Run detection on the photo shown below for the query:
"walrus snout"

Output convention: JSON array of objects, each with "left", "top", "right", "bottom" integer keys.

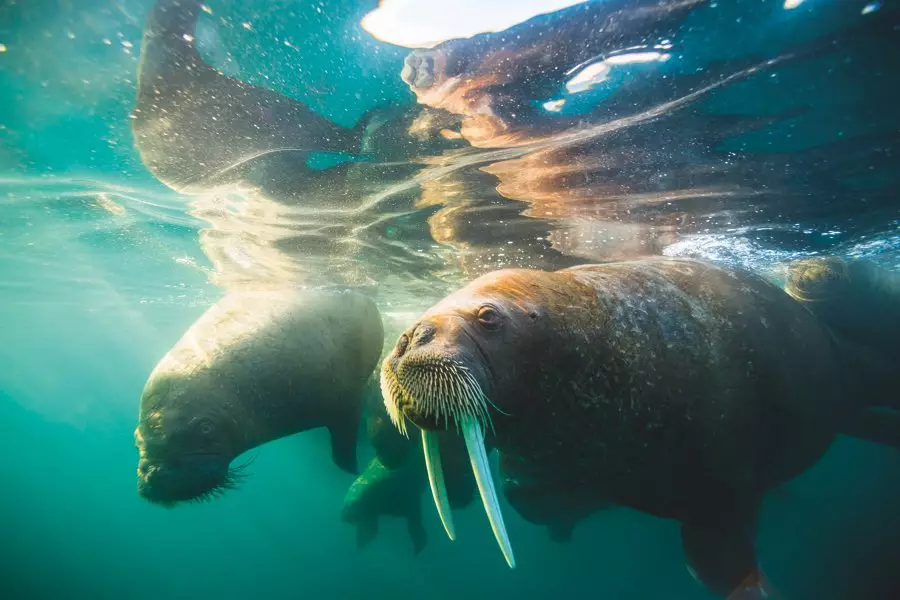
[
  {"left": 382, "top": 315, "right": 491, "bottom": 434},
  {"left": 136, "top": 452, "right": 231, "bottom": 505}
]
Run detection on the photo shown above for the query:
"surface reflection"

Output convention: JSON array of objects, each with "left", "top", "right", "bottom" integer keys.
[{"left": 127, "top": 0, "right": 899, "bottom": 311}]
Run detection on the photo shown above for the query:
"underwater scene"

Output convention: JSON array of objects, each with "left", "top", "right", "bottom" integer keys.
[{"left": 2, "top": 0, "right": 900, "bottom": 598}]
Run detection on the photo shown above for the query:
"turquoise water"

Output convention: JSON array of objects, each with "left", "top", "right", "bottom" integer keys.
[{"left": 2, "top": 0, "right": 900, "bottom": 598}]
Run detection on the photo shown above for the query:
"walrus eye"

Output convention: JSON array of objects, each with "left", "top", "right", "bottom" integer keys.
[
  {"left": 198, "top": 419, "right": 215, "bottom": 435},
  {"left": 476, "top": 305, "right": 502, "bottom": 330}
]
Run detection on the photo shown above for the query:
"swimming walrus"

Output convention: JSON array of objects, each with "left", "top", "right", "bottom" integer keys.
[
  {"left": 380, "top": 256, "right": 891, "bottom": 598},
  {"left": 135, "top": 288, "right": 384, "bottom": 505},
  {"left": 784, "top": 256, "right": 900, "bottom": 449},
  {"left": 341, "top": 454, "right": 429, "bottom": 555},
  {"left": 349, "top": 391, "right": 477, "bottom": 552}
]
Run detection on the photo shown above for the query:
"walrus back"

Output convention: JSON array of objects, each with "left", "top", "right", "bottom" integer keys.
[
  {"left": 145, "top": 289, "right": 384, "bottom": 445},
  {"left": 550, "top": 257, "right": 852, "bottom": 511}
]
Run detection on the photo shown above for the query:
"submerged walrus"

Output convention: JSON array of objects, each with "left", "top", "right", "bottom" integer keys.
[
  {"left": 380, "top": 256, "right": 893, "bottom": 597},
  {"left": 135, "top": 289, "right": 383, "bottom": 505}
]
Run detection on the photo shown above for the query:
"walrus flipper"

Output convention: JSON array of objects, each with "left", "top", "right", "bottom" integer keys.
[
  {"left": 681, "top": 518, "right": 774, "bottom": 600},
  {"left": 327, "top": 409, "right": 361, "bottom": 476}
]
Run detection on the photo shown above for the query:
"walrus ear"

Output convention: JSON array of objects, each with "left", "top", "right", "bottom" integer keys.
[{"left": 328, "top": 416, "right": 360, "bottom": 475}]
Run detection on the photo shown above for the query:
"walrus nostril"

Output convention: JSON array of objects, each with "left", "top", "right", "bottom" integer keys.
[
  {"left": 396, "top": 334, "right": 410, "bottom": 357},
  {"left": 411, "top": 323, "right": 436, "bottom": 348}
]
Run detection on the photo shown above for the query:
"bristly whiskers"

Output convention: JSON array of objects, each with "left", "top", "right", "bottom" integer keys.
[
  {"left": 381, "top": 357, "right": 505, "bottom": 438},
  {"left": 188, "top": 454, "right": 256, "bottom": 504}
]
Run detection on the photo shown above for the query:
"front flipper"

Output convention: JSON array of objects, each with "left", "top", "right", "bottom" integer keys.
[
  {"left": 327, "top": 412, "right": 361, "bottom": 476},
  {"left": 681, "top": 518, "right": 775, "bottom": 599}
]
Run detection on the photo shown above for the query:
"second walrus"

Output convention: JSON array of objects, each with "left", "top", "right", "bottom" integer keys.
[{"left": 135, "top": 289, "right": 384, "bottom": 505}]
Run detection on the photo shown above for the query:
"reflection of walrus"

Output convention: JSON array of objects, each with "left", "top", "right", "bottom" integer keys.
[
  {"left": 381, "top": 256, "right": 889, "bottom": 597},
  {"left": 135, "top": 289, "right": 383, "bottom": 505}
]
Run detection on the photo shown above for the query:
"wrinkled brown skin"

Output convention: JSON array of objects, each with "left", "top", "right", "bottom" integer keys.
[
  {"left": 135, "top": 290, "right": 384, "bottom": 505},
  {"left": 385, "top": 256, "right": 861, "bottom": 597}
]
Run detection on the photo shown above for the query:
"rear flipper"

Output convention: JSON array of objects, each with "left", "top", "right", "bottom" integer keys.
[
  {"left": 681, "top": 518, "right": 775, "bottom": 599},
  {"left": 842, "top": 407, "right": 900, "bottom": 450},
  {"left": 328, "top": 410, "right": 361, "bottom": 475}
]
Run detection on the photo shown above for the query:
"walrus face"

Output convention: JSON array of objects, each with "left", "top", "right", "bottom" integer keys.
[
  {"left": 380, "top": 271, "right": 555, "bottom": 569},
  {"left": 784, "top": 257, "right": 851, "bottom": 303},
  {"left": 135, "top": 387, "right": 246, "bottom": 506}
]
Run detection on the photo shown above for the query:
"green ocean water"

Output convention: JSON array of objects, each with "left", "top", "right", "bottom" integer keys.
[{"left": 2, "top": 0, "right": 900, "bottom": 598}]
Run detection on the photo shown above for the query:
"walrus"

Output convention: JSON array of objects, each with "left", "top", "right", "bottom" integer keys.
[
  {"left": 341, "top": 454, "right": 429, "bottom": 555},
  {"left": 135, "top": 288, "right": 384, "bottom": 505},
  {"left": 380, "top": 256, "right": 886, "bottom": 597},
  {"left": 784, "top": 256, "right": 900, "bottom": 367},
  {"left": 785, "top": 255, "right": 900, "bottom": 449},
  {"left": 355, "top": 387, "right": 477, "bottom": 550}
]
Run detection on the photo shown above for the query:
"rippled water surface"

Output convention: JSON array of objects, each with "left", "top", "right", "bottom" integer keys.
[{"left": 2, "top": 1, "right": 899, "bottom": 599}]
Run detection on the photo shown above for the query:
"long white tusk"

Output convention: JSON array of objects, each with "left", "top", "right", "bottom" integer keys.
[
  {"left": 461, "top": 418, "right": 516, "bottom": 569},
  {"left": 421, "top": 430, "right": 456, "bottom": 541}
]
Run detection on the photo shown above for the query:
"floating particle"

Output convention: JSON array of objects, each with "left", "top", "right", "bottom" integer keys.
[
  {"left": 200, "top": 4, "right": 213, "bottom": 14},
  {"left": 102, "top": 38, "right": 112, "bottom": 45},
  {"left": 122, "top": 40, "right": 133, "bottom": 48},
  {"left": 241, "top": 22, "right": 252, "bottom": 31},
  {"left": 862, "top": 2, "right": 881, "bottom": 14},
  {"left": 783, "top": 0, "right": 804, "bottom": 9},
  {"left": 182, "top": 34, "right": 193, "bottom": 42},
  {"left": 0, "top": 43, "right": 6, "bottom": 52}
]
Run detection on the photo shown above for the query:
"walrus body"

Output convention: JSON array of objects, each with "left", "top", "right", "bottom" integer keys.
[
  {"left": 135, "top": 289, "right": 384, "bottom": 505},
  {"left": 381, "top": 256, "right": 865, "bottom": 597}
]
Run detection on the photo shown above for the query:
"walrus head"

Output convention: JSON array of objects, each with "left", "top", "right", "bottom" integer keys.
[
  {"left": 380, "top": 269, "right": 566, "bottom": 568},
  {"left": 784, "top": 256, "right": 852, "bottom": 303},
  {"left": 134, "top": 375, "right": 249, "bottom": 506}
]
